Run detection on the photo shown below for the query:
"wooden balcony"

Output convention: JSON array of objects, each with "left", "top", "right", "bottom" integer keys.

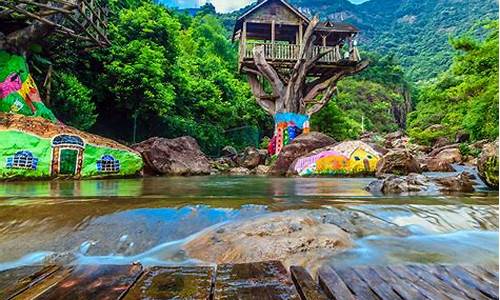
[
  {"left": 0, "top": 0, "right": 110, "bottom": 46},
  {"left": 240, "top": 41, "right": 361, "bottom": 75}
]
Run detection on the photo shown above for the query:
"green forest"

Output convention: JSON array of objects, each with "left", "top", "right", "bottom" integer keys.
[{"left": 28, "top": 0, "right": 498, "bottom": 154}]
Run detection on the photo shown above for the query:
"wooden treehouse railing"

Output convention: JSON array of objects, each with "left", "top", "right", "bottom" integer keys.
[
  {"left": 0, "top": 0, "right": 110, "bottom": 46},
  {"left": 242, "top": 41, "right": 360, "bottom": 63}
]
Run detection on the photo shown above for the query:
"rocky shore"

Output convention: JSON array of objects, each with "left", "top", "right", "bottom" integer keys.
[{"left": 130, "top": 129, "right": 498, "bottom": 191}]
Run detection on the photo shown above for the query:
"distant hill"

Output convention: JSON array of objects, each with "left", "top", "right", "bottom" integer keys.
[{"left": 221, "top": 0, "right": 499, "bottom": 81}]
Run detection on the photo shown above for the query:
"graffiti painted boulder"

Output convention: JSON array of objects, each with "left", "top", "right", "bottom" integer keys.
[
  {"left": 290, "top": 141, "right": 382, "bottom": 176},
  {"left": 270, "top": 132, "right": 335, "bottom": 176},
  {"left": 0, "top": 113, "right": 143, "bottom": 180},
  {"left": 132, "top": 136, "right": 212, "bottom": 176},
  {"left": 0, "top": 51, "right": 57, "bottom": 122}
]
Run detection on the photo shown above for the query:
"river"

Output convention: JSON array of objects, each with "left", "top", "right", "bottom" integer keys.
[{"left": 0, "top": 174, "right": 497, "bottom": 272}]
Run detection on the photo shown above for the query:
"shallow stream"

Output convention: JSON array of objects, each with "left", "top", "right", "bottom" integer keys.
[{"left": 0, "top": 173, "right": 497, "bottom": 272}]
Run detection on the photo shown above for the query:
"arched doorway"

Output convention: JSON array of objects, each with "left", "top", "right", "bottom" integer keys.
[{"left": 51, "top": 135, "right": 85, "bottom": 176}]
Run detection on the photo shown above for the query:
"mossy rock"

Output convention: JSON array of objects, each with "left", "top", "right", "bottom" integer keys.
[{"left": 477, "top": 140, "right": 499, "bottom": 189}]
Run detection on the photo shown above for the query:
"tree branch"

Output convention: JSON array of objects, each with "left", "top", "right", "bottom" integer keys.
[
  {"left": 253, "top": 45, "right": 285, "bottom": 110},
  {"left": 306, "top": 85, "right": 338, "bottom": 116},
  {"left": 247, "top": 73, "right": 275, "bottom": 115},
  {"left": 285, "top": 16, "right": 320, "bottom": 112}
]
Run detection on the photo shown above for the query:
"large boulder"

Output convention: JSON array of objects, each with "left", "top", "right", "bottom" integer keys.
[
  {"left": 435, "top": 172, "right": 475, "bottom": 192},
  {"left": 183, "top": 210, "right": 353, "bottom": 273},
  {"left": 0, "top": 113, "right": 143, "bottom": 180},
  {"left": 132, "top": 136, "right": 211, "bottom": 176},
  {"left": 270, "top": 132, "right": 335, "bottom": 176},
  {"left": 477, "top": 140, "right": 499, "bottom": 189},
  {"left": 433, "top": 137, "right": 451, "bottom": 149},
  {"left": 376, "top": 149, "right": 421, "bottom": 177},
  {"left": 433, "top": 147, "right": 462, "bottom": 164},
  {"left": 288, "top": 140, "right": 382, "bottom": 176},
  {"left": 420, "top": 157, "right": 454, "bottom": 172}
]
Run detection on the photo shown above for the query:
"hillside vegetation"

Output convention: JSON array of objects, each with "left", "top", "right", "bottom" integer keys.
[{"left": 26, "top": 0, "right": 498, "bottom": 154}]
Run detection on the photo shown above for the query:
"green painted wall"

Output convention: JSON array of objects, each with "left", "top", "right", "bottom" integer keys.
[{"left": 0, "top": 130, "right": 143, "bottom": 180}]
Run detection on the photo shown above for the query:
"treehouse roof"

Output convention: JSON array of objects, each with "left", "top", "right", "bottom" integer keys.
[{"left": 232, "top": 0, "right": 359, "bottom": 41}]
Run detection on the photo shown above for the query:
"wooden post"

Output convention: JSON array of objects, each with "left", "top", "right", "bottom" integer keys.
[
  {"left": 239, "top": 21, "right": 247, "bottom": 68},
  {"left": 242, "top": 21, "right": 247, "bottom": 56},
  {"left": 271, "top": 20, "right": 275, "bottom": 60},
  {"left": 322, "top": 35, "right": 327, "bottom": 47},
  {"left": 298, "top": 21, "right": 303, "bottom": 46}
]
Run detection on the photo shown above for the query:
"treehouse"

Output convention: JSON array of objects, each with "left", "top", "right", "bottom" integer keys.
[
  {"left": 0, "top": 0, "right": 110, "bottom": 48},
  {"left": 232, "top": 0, "right": 368, "bottom": 156},
  {"left": 233, "top": 0, "right": 361, "bottom": 76}
]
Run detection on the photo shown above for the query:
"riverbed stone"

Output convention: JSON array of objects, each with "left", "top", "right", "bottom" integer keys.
[
  {"left": 229, "top": 167, "right": 251, "bottom": 175},
  {"left": 367, "top": 172, "right": 475, "bottom": 194},
  {"left": 435, "top": 172, "right": 475, "bottom": 192},
  {"left": 132, "top": 136, "right": 211, "bottom": 176},
  {"left": 433, "top": 147, "right": 462, "bottom": 164},
  {"left": 253, "top": 165, "right": 270, "bottom": 176},
  {"left": 270, "top": 132, "right": 335, "bottom": 176},
  {"left": 237, "top": 147, "right": 262, "bottom": 169},
  {"left": 183, "top": 210, "right": 352, "bottom": 273},
  {"left": 421, "top": 157, "right": 454, "bottom": 172},
  {"left": 477, "top": 140, "right": 499, "bottom": 189},
  {"left": 376, "top": 149, "right": 421, "bottom": 177}
]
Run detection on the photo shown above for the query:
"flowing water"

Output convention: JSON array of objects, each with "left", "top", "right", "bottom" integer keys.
[{"left": 0, "top": 173, "right": 498, "bottom": 271}]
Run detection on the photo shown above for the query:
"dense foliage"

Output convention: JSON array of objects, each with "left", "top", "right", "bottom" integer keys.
[
  {"left": 35, "top": 0, "right": 270, "bottom": 155},
  {"left": 407, "top": 21, "right": 499, "bottom": 145},
  {"left": 27, "top": 0, "right": 498, "bottom": 154},
  {"left": 312, "top": 53, "right": 411, "bottom": 140}
]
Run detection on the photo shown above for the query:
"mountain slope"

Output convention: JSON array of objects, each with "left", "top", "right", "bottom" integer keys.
[{"left": 291, "top": 0, "right": 499, "bottom": 81}]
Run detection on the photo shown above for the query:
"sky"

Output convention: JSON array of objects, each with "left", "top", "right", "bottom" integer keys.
[{"left": 162, "top": 0, "right": 369, "bottom": 13}]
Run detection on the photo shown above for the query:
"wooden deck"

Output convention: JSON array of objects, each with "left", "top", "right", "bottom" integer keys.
[{"left": 0, "top": 261, "right": 497, "bottom": 299}]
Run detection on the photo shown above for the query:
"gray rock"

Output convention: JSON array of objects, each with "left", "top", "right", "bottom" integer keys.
[
  {"left": 376, "top": 149, "right": 421, "bottom": 177},
  {"left": 132, "top": 136, "right": 211, "bottom": 176}
]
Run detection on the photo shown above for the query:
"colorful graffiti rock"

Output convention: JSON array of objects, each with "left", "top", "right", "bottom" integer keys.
[
  {"left": 0, "top": 50, "right": 58, "bottom": 122},
  {"left": 293, "top": 141, "right": 381, "bottom": 176},
  {"left": 268, "top": 112, "right": 310, "bottom": 155},
  {"left": 0, "top": 113, "right": 143, "bottom": 180}
]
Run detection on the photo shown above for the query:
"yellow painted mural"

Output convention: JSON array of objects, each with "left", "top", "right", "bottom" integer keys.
[{"left": 294, "top": 141, "right": 381, "bottom": 176}]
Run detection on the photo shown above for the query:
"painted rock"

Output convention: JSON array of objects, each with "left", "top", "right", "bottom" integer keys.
[
  {"left": 0, "top": 113, "right": 143, "bottom": 180},
  {"left": 289, "top": 140, "right": 382, "bottom": 177},
  {"left": 270, "top": 132, "right": 335, "bottom": 176},
  {"left": 0, "top": 51, "right": 58, "bottom": 122}
]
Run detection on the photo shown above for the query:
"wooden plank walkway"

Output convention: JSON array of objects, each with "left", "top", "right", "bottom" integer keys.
[{"left": 0, "top": 261, "right": 497, "bottom": 299}]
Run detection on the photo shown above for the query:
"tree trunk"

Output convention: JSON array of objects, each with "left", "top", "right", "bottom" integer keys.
[{"left": 243, "top": 16, "right": 369, "bottom": 155}]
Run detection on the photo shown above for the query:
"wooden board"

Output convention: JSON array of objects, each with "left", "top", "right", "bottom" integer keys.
[
  {"left": 33, "top": 264, "right": 143, "bottom": 300},
  {"left": 290, "top": 266, "right": 328, "bottom": 300},
  {"left": 317, "top": 265, "right": 356, "bottom": 300},
  {"left": 123, "top": 266, "right": 214, "bottom": 300},
  {"left": 353, "top": 266, "right": 403, "bottom": 300},
  {"left": 214, "top": 261, "right": 299, "bottom": 300},
  {"left": 0, "top": 265, "right": 59, "bottom": 299}
]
